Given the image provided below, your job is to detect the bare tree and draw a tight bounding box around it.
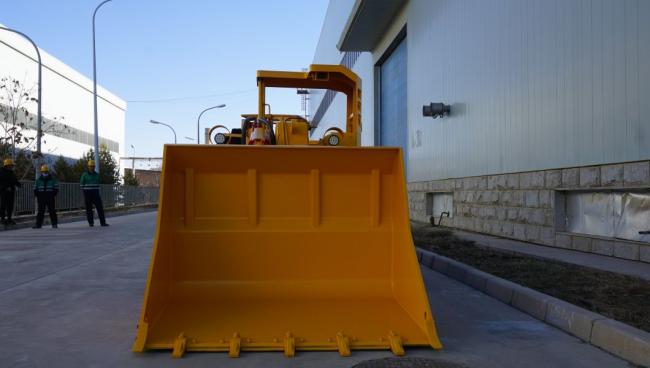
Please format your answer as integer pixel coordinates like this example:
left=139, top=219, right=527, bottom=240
left=0, top=76, right=69, bottom=179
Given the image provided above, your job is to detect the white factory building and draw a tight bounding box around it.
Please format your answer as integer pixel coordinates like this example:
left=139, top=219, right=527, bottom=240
left=309, top=0, right=650, bottom=263
left=0, top=23, right=125, bottom=169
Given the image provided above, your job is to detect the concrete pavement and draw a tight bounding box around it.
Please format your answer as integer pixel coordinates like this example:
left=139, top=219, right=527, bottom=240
left=0, top=212, right=629, bottom=367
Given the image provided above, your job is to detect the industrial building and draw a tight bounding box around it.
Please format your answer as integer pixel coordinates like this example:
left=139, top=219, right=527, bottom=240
left=308, top=0, right=650, bottom=262
left=0, top=23, right=126, bottom=169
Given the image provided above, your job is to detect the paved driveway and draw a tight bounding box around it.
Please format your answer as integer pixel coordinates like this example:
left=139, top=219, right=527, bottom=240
left=0, top=212, right=628, bottom=367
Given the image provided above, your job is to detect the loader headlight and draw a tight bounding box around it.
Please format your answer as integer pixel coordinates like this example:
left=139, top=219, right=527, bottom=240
left=327, top=134, right=340, bottom=146
left=215, top=133, right=227, bottom=144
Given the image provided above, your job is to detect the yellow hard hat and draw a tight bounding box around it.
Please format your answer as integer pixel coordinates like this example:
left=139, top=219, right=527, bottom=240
left=3, top=158, right=14, bottom=167
left=88, top=160, right=95, bottom=167
left=40, top=164, right=49, bottom=173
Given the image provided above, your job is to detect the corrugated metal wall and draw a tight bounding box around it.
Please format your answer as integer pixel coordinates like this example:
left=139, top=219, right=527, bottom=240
left=407, top=0, right=650, bottom=182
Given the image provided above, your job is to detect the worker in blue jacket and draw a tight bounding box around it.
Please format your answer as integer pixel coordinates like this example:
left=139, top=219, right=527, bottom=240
left=33, top=164, right=58, bottom=229
left=80, top=160, right=108, bottom=227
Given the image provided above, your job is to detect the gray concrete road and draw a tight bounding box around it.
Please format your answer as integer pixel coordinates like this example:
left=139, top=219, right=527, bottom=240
left=0, top=212, right=629, bottom=367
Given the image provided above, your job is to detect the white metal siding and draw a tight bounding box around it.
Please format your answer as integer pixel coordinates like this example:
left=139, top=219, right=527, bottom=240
left=0, top=26, right=126, bottom=168
left=308, top=0, right=375, bottom=145
left=407, top=0, right=650, bottom=182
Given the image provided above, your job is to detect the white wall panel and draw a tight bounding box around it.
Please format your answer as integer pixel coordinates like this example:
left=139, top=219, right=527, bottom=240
left=308, top=1, right=374, bottom=146
left=0, top=25, right=126, bottom=164
left=406, top=0, right=650, bottom=182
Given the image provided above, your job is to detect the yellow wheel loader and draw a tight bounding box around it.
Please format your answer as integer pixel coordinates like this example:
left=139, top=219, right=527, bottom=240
left=132, top=64, right=442, bottom=358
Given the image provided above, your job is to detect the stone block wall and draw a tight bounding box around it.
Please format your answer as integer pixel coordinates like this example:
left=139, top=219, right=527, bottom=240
left=407, top=161, right=650, bottom=263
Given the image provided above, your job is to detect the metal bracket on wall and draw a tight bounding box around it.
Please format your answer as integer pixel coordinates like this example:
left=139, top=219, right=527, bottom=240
left=422, top=103, right=451, bottom=119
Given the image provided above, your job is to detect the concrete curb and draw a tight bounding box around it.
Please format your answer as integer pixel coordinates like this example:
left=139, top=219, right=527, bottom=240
left=416, top=247, right=650, bottom=367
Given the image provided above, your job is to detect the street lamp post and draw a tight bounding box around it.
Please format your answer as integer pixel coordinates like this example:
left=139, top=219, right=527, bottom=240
left=0, top=26, right=42, bottom=175
left=92, top=0, right=113, bottom=173
left=150, top=120, right=177, bottom=144
left=197, top=104, right=225, bottom=143
left=130, top=144, right=135, bottom=172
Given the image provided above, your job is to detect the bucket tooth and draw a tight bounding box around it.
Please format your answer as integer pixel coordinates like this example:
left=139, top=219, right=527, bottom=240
left=388, top=331, right=404, bottom=356
left=171, top=333, right=186, bottom=359
left=228, top=333, right=241, bottom=358
left=284, top=332, right=295, bottom=358
left=336, top=332, right=351, bottom=357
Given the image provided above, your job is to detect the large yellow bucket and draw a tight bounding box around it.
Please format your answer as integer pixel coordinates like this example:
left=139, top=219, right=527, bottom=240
left=133, top=145, right=442, bottom=358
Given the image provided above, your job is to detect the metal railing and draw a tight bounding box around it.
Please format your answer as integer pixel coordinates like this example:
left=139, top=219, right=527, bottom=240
left=13, top=181, right=159, bottom=215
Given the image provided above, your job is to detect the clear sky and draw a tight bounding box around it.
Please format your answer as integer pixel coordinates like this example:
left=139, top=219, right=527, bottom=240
left=1, top=0, right=328, bottom=157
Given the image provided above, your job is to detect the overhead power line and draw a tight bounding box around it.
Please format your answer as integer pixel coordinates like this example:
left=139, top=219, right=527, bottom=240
left=126, top=88, right=257, bottom=103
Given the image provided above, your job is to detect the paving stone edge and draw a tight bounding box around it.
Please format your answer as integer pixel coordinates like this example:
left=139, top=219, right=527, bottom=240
left=416, top=247, right=650, bottom=367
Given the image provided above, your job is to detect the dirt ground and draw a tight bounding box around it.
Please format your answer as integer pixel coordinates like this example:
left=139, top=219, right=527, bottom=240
left=411, top=223, right=650, bottom=332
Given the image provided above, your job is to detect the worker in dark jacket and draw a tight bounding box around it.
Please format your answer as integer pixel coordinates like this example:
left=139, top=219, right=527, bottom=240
left=33, top=164, right=58, bottom=229
left=80, top=160, right=108, bottom=227
left=0, top=158, right=22, bottom=225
